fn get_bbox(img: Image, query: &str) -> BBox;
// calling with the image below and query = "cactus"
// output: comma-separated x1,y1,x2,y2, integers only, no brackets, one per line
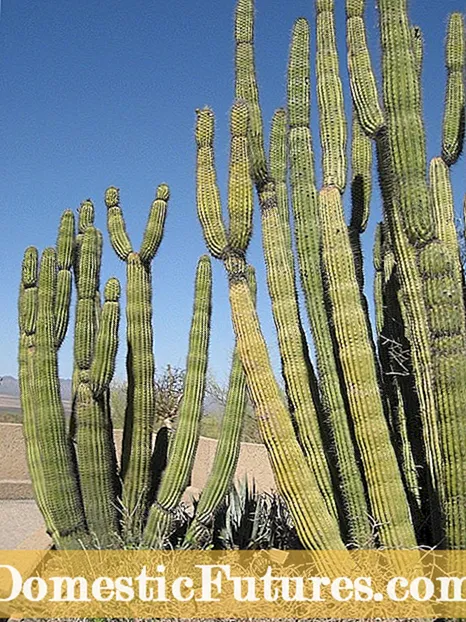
349,109,372,288
73,208,121,546
347,0,466,547
182,267,255,549
105,184,168,542
315,0,347,192
442,13,465,166
143,255,213,547
17,0,466,555
287,18,371,547
319,186,416,547
19,239,90,549
195,102,345,550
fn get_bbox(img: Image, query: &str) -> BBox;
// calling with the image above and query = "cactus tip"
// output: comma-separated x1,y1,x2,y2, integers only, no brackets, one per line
293,17,309,33
104,277,121,302
195,107,215,146
105,186,120,209
156,183,170,202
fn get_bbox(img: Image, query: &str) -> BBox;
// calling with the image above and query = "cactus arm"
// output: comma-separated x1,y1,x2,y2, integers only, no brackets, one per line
18,247,57,539
316,0,347,191
19,247,39,337
139,184,169,264
320,186,417,548
183,267,256,549
429,157,460,257
234,0,267,185
90,278,121,397
233,16,337,521
182,346,247,548
105,187,167,542
73,226,121,546
261,110,337,520
73,227,100,372
195,108,228,258
442,13,465,166
377,0,466,548
269,109,293,253
346,0,444,540
227,265,345,550
74,381,121,547
288,17,371,547
346,13,384,137
260,181,338,521
378,0,433,246
143,256,212,547
120,252,155,541
418,239,466,547
105,187,133,261
227,102,253,253
54,210,75,347
35,248,88,548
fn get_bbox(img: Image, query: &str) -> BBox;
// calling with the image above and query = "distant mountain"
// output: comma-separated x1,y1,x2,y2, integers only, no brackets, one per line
0,376,72,400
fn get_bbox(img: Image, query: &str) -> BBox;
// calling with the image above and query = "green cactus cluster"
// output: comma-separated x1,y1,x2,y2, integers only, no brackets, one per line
19,188,251,550
18,0,466,553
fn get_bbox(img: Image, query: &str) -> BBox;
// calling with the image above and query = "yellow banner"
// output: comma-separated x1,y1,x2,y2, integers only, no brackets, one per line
1,549,466,618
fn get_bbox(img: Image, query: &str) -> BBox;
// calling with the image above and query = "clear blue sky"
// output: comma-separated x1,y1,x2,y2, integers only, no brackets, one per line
0,1,464,385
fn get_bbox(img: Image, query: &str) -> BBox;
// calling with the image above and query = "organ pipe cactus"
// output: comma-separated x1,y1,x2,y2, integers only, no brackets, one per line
17,0,466,555
19,184,255,551
19,219,89,549
235,1,339,524
105,184,168,542
347,0,466,548
143,255,213,547
286,17,370,547
195,102,345,551
73,202,121,547
182,266,255,549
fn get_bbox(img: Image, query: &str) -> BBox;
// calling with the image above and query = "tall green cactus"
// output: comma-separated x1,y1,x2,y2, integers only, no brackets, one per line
105,184,168,542
347,0,466,547
19,230,90,549
195,102,345,551
287,17,370,547
17,0,466,556
73,210,121,546
143,255,213,547
319,186,416,547
182,266,254,549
